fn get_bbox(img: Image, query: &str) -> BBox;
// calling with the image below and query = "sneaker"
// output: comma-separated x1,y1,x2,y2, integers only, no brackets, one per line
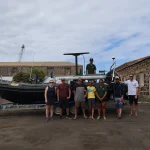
66,115,71,119
103,116,106,120
60,116,62,120
46,117,49,122
97,116,100,120
50,117,54,121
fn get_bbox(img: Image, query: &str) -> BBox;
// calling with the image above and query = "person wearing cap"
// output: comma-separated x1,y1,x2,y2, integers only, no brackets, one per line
57,78,71,119
44,79,57,121
124,75,139,116
111,76,124,119
86,58,96,74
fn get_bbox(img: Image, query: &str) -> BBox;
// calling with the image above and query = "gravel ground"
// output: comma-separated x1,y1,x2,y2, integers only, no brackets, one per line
0,102,150,150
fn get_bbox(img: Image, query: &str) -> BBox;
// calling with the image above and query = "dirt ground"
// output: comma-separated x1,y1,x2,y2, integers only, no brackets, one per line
0,103,150,150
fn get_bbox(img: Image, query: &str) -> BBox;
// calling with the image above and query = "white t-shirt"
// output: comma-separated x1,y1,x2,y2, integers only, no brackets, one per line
124,80,139,95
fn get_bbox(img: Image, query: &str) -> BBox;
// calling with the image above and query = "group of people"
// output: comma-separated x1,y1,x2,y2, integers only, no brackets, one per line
44,58,139,121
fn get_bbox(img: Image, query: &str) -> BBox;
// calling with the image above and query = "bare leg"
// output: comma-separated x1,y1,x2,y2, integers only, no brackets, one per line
89,108,92,118
129,104,133,116
135,104,138,116
46,105,50,118
60,108,63,117
91,107,95,119
119,108,122,117
102,102,106,117
50,106,54,117
74,107,78,119
66,108,69,116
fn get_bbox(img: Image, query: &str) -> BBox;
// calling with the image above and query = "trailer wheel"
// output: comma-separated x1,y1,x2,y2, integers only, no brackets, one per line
54,106,60,115
70,104,75,115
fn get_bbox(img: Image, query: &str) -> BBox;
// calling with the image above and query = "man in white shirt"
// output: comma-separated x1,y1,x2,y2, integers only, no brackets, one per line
124,75,139,116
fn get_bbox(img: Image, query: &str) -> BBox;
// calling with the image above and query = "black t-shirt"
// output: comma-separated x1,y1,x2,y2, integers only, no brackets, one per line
86,63,96,74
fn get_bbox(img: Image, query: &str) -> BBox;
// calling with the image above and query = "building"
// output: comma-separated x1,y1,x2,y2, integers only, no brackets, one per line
116,56,150,97
0,62,83,76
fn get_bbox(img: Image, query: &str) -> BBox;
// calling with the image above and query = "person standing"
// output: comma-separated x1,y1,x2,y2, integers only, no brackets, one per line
87,80,96,120
112,76,124,119
73,77,88,119
86,58,96,74
57,78,71,119
95,79,107,120
44,79,57,121
124,74,139,116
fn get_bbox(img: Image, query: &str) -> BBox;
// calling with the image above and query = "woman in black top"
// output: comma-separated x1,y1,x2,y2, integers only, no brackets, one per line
44,80,56,121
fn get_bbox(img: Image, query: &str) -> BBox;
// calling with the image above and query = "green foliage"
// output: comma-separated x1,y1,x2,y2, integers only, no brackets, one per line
32,68,46,82
13,68,46,83
13,72,30,83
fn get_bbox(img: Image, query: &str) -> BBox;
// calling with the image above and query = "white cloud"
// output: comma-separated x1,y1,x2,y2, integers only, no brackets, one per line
0,0,150,70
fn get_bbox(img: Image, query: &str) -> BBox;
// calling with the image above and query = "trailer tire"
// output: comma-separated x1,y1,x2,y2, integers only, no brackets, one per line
70,104,75,115
54,105,60,115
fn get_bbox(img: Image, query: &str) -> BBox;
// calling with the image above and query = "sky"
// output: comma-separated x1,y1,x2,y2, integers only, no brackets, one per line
0,0,150,73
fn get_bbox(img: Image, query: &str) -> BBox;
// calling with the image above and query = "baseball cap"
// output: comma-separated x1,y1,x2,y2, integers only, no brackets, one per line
90,58,93,61
129,74,133,77
115,76,120,79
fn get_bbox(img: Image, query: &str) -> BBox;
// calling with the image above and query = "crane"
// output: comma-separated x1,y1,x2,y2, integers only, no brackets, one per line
19,44,25,62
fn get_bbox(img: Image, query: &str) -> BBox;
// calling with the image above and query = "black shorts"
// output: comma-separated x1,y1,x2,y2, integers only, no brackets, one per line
46,98,55,106
59,98,69,108
128,95,138,105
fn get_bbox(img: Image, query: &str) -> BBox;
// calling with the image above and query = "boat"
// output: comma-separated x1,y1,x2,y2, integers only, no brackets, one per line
0,53,126,106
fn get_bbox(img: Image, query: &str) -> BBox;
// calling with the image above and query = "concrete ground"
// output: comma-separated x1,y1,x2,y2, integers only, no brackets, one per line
0,103,150,150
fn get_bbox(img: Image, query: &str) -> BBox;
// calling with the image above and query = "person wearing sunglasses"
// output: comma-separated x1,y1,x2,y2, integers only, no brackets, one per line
112,76,124,119
95,79,107,120
44,79,57,121
124,74,139,116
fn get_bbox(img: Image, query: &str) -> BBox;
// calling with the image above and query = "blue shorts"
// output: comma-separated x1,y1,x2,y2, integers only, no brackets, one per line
115,97,123,108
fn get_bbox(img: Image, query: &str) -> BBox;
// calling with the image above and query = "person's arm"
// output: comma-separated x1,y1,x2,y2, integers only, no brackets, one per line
135,81,139,99
44,86,48,103
102,86,107,100
95,91,101,101
57,85,60,101
67,85,71,99
84,86,87,98
55,87,57,95
120,84,124,101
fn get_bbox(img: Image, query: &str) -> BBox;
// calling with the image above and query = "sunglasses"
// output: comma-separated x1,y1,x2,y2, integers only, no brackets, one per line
49,82,54,83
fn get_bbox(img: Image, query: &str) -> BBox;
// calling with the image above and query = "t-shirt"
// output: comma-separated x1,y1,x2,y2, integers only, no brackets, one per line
96,85,107,98
124,80,139,95
87,86,96,99
86,63,96,74
87,86,96,98
57,83,70,99
74,83,87,102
